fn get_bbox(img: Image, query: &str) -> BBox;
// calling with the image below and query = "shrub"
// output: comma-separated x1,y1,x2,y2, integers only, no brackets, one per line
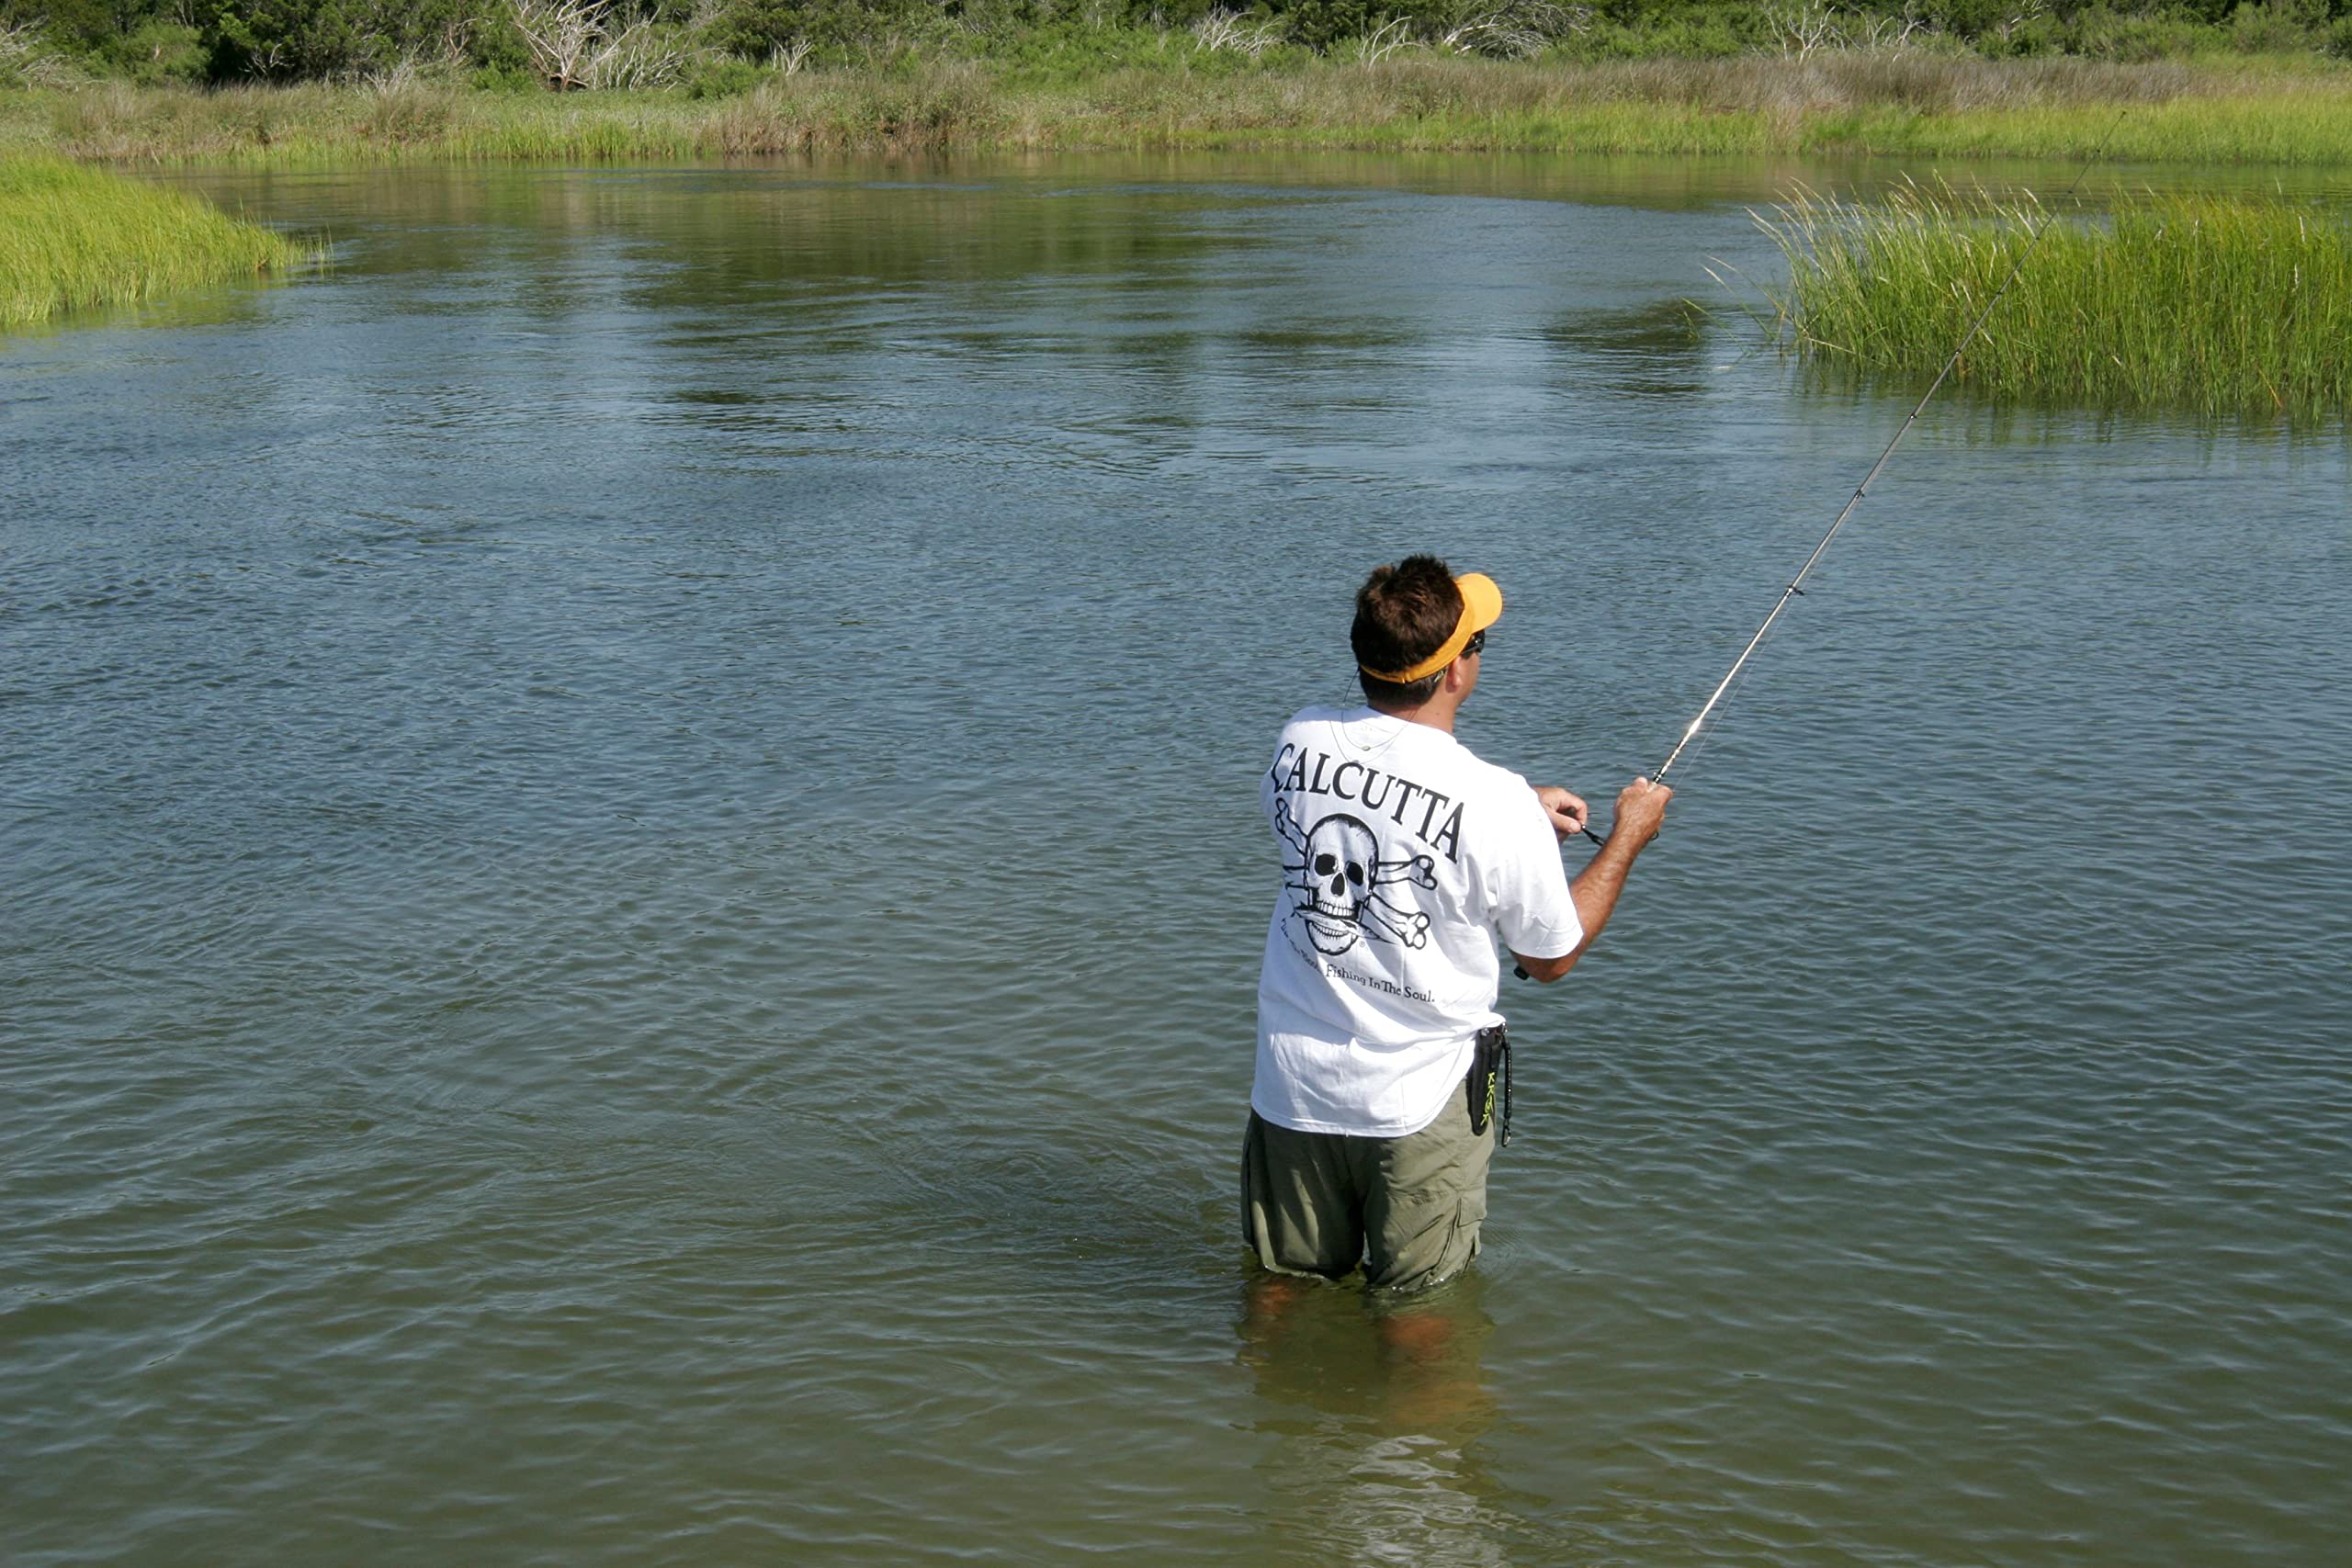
977,20,1193,80
508,0,699,90
1626,15,1744,60
202,0,483,81
2229,0,2326,53
706,0,945,65
1283,0,1379,53
5,0,116,61
469,11,537,74
2072,14,2223,62
100,19,208,84
470,58,542,88
685,51,764,95
0,17,81,85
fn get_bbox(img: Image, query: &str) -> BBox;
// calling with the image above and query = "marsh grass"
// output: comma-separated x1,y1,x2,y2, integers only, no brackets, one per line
0,155,314,325
1761,181,2352,423
6,55,2350,164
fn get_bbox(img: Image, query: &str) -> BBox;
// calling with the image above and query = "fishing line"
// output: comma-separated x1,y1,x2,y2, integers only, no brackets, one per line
1647,132,2126,795
1510,142,2124,988
1659,629,1764,783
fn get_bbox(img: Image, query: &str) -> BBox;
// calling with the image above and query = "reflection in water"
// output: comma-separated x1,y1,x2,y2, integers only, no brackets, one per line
1238,1272,1511,1566
1543,296,1713,401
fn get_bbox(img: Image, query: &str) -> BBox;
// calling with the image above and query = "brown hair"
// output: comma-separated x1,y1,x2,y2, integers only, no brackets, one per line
1352,555,1462,706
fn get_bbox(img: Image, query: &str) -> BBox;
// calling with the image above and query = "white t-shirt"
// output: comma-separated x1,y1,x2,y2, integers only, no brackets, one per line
1252,705,1583,1137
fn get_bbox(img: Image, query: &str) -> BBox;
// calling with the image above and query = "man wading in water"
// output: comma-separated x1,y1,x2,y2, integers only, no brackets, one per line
1243,556,1671,1291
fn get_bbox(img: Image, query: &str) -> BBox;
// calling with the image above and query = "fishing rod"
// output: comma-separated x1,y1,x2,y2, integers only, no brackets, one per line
1517,169,2098,983
1548,137,2126,863
1649,209,2051,789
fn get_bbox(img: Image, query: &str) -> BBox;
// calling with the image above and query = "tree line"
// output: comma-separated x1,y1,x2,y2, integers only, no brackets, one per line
5,0,2348,90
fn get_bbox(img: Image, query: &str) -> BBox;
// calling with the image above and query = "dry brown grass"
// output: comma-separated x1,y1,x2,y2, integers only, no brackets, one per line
6,54,2343,166
1278,51,2220,120
1573,52,2210,113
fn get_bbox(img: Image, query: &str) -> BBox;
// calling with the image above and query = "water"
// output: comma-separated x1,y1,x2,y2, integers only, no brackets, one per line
4,154,2347,1566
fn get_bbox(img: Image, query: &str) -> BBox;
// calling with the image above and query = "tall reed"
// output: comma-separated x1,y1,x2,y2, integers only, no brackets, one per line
0,155,313,325
1760,182,2352,423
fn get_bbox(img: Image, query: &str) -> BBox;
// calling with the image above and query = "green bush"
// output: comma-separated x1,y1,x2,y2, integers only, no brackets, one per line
1282,0,1379,53
201,0,484,80
1923,0,2027,33
685,53,766,96
98,19,208,83
468,11,534,74
1997,15,2066,57
469,59,540,91
2230,0,2326,52
1624,16,1745,59
0,23,75,85
2071,11,2224,62
1127,0,1222,24
19,0,2352,85
1552,22,1651,61
209,0,375,78
707,0,947,65
978,20,1194,79
5,0,117,59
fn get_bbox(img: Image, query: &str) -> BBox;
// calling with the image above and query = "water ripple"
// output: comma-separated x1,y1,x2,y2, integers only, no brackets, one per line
4,159,2347,1567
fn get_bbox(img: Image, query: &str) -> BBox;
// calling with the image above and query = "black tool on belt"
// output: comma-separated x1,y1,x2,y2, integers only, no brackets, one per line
1465,1023,1511,1146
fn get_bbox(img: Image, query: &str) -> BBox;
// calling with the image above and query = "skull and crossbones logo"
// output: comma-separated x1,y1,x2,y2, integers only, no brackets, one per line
1273,799,1436,955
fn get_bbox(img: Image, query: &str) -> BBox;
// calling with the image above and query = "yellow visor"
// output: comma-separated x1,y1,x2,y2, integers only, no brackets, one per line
1357,572,1503,683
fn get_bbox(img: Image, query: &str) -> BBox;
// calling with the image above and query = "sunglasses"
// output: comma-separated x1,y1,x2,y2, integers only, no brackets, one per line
1463,629,1486,657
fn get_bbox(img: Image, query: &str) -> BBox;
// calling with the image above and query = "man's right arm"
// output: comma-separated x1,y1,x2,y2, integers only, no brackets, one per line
1513,778,1671,984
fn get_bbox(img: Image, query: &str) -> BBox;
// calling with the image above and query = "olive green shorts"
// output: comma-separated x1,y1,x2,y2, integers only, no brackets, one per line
1239,1079,1494,1293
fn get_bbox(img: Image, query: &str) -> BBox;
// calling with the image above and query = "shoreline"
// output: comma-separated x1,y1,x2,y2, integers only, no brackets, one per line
7,55,2352,168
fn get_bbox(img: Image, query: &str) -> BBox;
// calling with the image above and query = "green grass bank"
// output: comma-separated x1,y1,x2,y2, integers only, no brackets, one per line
1764,185,2352,422
0,155,313,325
6,54,2352,165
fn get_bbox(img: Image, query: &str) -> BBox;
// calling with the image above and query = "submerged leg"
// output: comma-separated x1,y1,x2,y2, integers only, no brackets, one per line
1241,1111,1369,1280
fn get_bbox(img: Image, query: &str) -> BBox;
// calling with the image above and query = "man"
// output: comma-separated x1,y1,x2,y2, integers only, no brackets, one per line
1242,554,1671,1292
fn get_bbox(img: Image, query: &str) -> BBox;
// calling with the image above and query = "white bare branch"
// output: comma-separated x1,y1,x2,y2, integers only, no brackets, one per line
512,0,604,90
1193,8,1286,61
0,17,81,85
1765,0,1844,59
1357,17,1416,65
769,37,812,76
509,0,686,92
1994,1,2050,46
1439,3,1589,60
